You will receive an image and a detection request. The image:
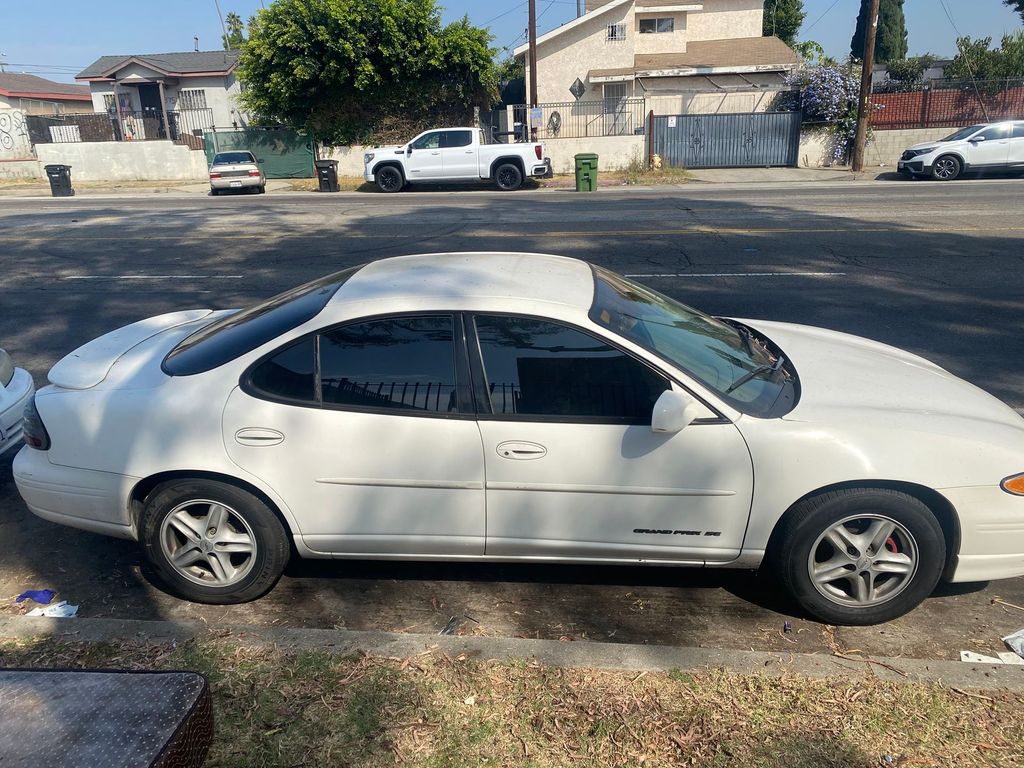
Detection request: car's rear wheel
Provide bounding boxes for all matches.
[210,188,220,196]
[494,163,523,191]
[771,488,945,625]
[140,479,289,604]
[376,166,404,193]
[932,155,962,181]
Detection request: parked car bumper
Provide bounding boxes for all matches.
[210,176,263,191]
[0,368,34,456]
[532,159,553,178]
[13,446,138,540]
[942,485,1024,582]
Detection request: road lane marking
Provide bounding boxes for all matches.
[626,272,847,278]
[61,275,245,280]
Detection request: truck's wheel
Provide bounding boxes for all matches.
[376,166,404,193]
[495,163,523,191]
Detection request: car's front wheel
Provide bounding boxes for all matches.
[140,479,289,604]
[771,488,945,625]
[931,155,962,181]
[376,166,404,193]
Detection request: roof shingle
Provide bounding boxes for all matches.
[0,73,91,99]
[76,50,240,80]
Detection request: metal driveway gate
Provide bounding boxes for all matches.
[203,127,314,178]
[651,112,801,169]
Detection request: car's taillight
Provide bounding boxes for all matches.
[22,395,50,451]
[210,172,222,179]
[248,169,261,177]
[535,145,543,160]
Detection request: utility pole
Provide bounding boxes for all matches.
[852,0,880,172]
[577,0,582,17]
[528,0,539,141]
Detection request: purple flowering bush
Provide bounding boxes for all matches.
[788,63,862,163]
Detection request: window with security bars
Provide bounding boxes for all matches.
[178,89,208,110]
[606,23,626,41]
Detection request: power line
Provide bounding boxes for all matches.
[804,0,843,34]
[482,1,528,27]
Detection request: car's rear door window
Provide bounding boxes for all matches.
[473,315,669,422]
[319,316,458,413]
[442,130,473,148]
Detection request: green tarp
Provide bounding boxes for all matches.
[203,128,314,179]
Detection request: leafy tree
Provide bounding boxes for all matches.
[1006,0,1024,24]
[238,0,498,145]
[851,0,908,64]
[495,57,525,86]
[884,53,938,86]
[945,31,1024,80]
[762,0,805,47]
[792,40,832,66]
[222,11,246,50]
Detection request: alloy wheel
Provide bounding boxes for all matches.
[159,499,257,587]
[934,158,958,180]
[807,514,919,608]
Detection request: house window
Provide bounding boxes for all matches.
[103,93,132,113]
[178,89,208,110]
[606,23,626,42]
[639,18,674,34]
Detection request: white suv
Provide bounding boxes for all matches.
[898,120,1024,180]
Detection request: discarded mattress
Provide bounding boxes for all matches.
[0,669,213,768]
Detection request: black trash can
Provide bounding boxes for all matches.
[44,164,74,197]
[314,159,340,193]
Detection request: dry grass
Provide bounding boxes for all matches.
[286,176,371,193]
[2,635,1022,767]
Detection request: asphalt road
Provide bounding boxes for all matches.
[2,179,1023,660]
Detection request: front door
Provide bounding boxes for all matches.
[470,314,754,563]
[439,129,478,178]
[222,315,485,556]
[406,130,445,180]
[965,123,1011,168]
[137,82,165,139]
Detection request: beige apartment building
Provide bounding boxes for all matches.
[514,0,798,114]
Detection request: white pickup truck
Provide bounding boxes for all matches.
[363,127,551,192]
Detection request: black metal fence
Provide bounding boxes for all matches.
[484,98,647,142]
[26,109,214,149]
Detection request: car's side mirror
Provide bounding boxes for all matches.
[651,389,702,435]
[971,135,986,143]
[406,145,412,155]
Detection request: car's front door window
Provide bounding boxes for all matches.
[473,315,669,422]
[411,132,442,150]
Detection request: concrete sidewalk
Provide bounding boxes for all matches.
[3,614,1023,691]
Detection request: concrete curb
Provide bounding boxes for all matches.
[2,615,1022,691]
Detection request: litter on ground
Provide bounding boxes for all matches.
[25,601,79,618]
[15,590,56,605]
[1003,628,1024,660]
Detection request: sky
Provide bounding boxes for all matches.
[1,0,1021,84]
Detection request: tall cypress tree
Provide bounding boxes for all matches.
[851,0,909,64]
[763,0,805,47]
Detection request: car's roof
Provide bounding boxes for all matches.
[332,252,596,310]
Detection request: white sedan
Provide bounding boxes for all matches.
[0,348,34,456]
[13,254,1024,625]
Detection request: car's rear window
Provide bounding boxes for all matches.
[213,152,256,165]
[162,265,364,376]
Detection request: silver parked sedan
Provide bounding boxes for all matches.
[209,151,266,195]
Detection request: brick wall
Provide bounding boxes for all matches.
[872,85,1024,130]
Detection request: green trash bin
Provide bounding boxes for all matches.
[574,153,599,192]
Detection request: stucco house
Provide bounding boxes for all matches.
[0,73,92,115]
[75,50,247,140]
[515,0,798,114]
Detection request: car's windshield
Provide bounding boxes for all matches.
[212,152,256,165]
[589,268,794,416]
[941,125,985,142]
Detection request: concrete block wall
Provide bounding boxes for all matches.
[798,126,956,170]
[34,141,209,181]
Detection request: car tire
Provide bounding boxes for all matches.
[210,188,220,196]
[258,185,266,194]
[139,479,290,604]
[376,166,404,193]
[771,488,945,625]
[494,163,523,191]
[931,155,962,181]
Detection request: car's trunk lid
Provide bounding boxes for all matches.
[48,310,215,390]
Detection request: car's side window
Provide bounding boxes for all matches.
[473,316,670,422]
[411,132,442,150]
[319,316,458,414]
[1014,123,1024,139]
[976,125,1010,140]
[248,337,317,403]
[442,130,473,148]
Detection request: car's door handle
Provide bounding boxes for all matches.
[235,428,285,447]
[496,441,547,460]
[430,151,441,155]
